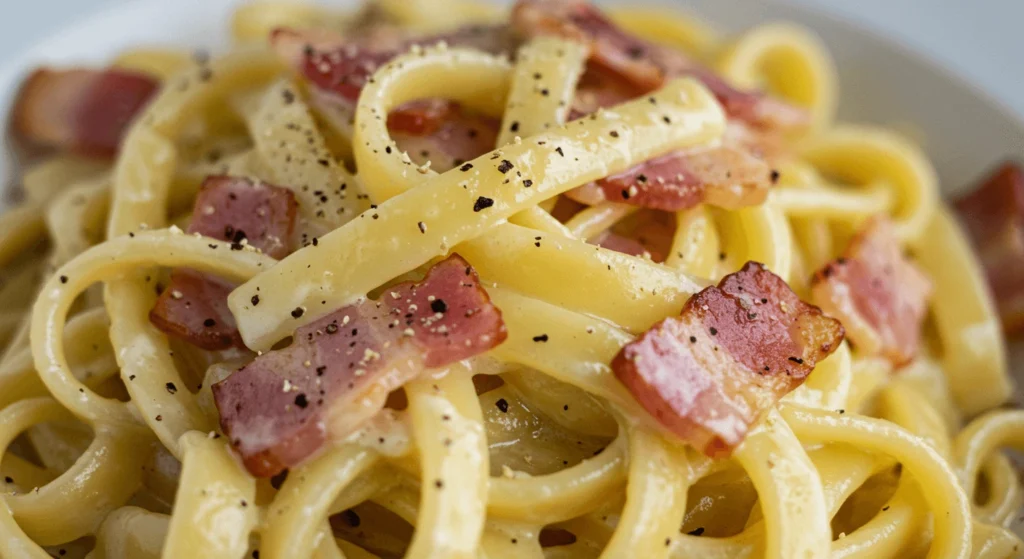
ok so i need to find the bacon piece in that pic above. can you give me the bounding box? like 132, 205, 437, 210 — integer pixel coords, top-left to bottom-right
149, 176, 297, 350
953, 163, 1024, 332
391, 105, 499, 172
213, 255, 507, 477
13, 68, 159, 157
185, 176, 296, 260
511, 0, 809, 131
567, 63, 777, 211
612, 262, 843, 456
150, 270, 244, 350
591, 209, 674, 263
810, 217, 931, 366
573, 144, 773, 211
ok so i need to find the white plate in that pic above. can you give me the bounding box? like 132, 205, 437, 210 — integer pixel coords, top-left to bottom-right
1, 0, 1022, 205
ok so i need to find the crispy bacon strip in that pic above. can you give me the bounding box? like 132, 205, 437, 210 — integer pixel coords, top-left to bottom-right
213, 255, 507, 476
149, 176, 297, 350
953, 163, 1024, 332
612, 262, 843, 456
13, 68, 159, 156
811, 217, 931, 366
511, 0, 809, 130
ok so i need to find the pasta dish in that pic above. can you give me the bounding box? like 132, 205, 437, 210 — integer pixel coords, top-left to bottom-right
0, 0, 1022, 557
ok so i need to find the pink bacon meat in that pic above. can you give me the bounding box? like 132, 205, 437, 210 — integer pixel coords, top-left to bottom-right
810, 217, 931, 367
953, 162, 1024, 333
213, 255, 507, 477
612, 262, 843, 456
13, 68, 159, 157
149, 176, 297, 350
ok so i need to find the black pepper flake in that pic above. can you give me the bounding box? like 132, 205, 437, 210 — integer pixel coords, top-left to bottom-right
555, 146, 564, 157
385, 146, 392, 154
251, 294, 260, 306
282, 89, 295, 104
270, 470, 288, 489
532, 334, 549, 342
510, 121, 520, 133
59, 275, 68, 284
294, 393, 309, 408
473, 196, 494, 212
434, 479, 444, 489
339, 509, 361, 527
709, 327, 718, 336
459, 162, 474, 172
609, 130, 619, 138
155, 415, 163, 421
689, 336, 697, 343
129, 374, 136, 381
291, 307, 305, 318
523, 179, 533, 188
4, 477, 12, 483
621, 188, 631, 200
431, 299, 448, 313
418, 221, 427, 233
203, 318, 216, 327
495, 398, 509, 413
497, 159, 514, 173
312, 237, 319, 246
165, 382, 177, 395
688, 527, 705, 536
719, 252, 727, 261
770, 169, 780, 183
882, 506, 890, 511
326, 323, 338, 334
788, 356, 804, 364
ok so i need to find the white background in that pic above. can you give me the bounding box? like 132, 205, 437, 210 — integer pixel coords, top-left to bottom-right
1, 0, 1023, 120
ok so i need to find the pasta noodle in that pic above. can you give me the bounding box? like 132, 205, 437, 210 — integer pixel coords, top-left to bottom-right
0, 1, 1020, 558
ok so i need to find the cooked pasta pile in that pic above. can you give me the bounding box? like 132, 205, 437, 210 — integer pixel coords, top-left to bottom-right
0, 1, 1021, 558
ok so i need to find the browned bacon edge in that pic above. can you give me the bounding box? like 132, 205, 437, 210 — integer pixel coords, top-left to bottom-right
613, 261, 843, 456
810, 216, 931, 367
953, 162, 1024, 333
13, 68, 159, 157
149, 176, 297, 351
213, 255, 507, 477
